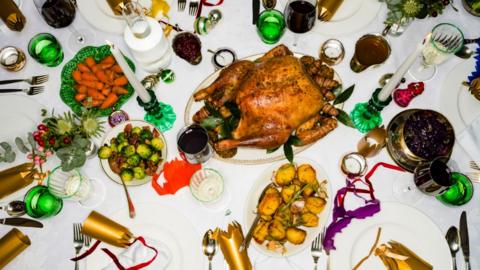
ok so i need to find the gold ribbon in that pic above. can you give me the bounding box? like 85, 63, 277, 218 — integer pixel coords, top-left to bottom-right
213, 222, 252, 270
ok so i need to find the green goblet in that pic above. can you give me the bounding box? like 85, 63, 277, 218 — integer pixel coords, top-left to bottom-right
256, 9, 286, 44
24, 185, 63, 218
436, 172, 474, 206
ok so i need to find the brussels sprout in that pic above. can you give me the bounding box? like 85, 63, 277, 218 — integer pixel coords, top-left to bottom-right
120, 169, 134, 182
136, 144, 152, 159
133, 167, 146, 179
149, 152, 161, 163
117, 141, 129, 153
98, 145, 113, 159
151, 137, 164, 151
117, 132, 126, 143
140, 129, 153, 141
132, 127, 142, 135
109, 141, 118, 153
122, 145, 136, 157
110, 137, 118, 145
127, 154, 141, 166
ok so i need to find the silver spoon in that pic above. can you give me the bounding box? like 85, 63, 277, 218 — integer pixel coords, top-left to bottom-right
202, 229, 216, 270
262, 0, 276, 10
455, 46, 474, 59
0, 200, 26, 217
446, 226, 459, 270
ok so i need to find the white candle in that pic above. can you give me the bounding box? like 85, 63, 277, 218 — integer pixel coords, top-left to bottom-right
107, 40, 151, 103
378, 33, 432, 102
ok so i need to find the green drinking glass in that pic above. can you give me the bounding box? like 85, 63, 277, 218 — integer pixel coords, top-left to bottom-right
436, 172, 474, 206
256, 9, 286, 44
24, 185, 63, 218
28, 33, 64, 67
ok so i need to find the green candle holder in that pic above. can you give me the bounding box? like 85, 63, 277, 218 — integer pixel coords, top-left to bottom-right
137, 89, 176, 132
350, 88, 392, 133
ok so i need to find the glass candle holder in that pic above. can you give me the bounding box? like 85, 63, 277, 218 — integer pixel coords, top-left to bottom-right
320, 39, 344, 66
0, 46, 26, 71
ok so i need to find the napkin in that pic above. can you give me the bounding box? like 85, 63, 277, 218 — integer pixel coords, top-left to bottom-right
458, 115, 480, 165
103, 237, 171, 270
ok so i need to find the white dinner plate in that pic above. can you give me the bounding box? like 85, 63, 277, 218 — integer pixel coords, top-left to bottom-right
184, 53, 343, 165
100, 120, 167, 186
243, 157, 332, 257
439, 58, 479, 134
278, 0, 382, 36
330, 202, 452, 270
87, 203, 203, 270
77, 0, 172, 34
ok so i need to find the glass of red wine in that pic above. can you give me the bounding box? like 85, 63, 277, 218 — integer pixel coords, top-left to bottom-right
284, 0, 317, 46
32, 0, 94, 51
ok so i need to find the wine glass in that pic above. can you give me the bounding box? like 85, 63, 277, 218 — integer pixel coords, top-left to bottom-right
409, 23, 464, 81
284, 0, 317, 46
32, 0, 95, 51
47, 166, 105, 208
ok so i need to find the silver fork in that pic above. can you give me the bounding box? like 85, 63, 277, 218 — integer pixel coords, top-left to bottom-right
73, 223, 84, 270
189, 0, 199, 16
470, 161, 480, 171
178, 0, 186, 11
0, 75, 49, 85
311, 229, 324, 270
0, 86, 44, 95
432, 33, 462, 51
83, 233, 92, 248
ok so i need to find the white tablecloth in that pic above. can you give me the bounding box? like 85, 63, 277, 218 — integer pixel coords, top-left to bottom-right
1, 1, 479, 269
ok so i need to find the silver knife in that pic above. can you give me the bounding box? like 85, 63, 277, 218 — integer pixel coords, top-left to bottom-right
1, 217, 43, 228
460, 211, 470, 270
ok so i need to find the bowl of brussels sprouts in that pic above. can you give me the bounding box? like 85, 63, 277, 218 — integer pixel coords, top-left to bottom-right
98, 120, 167, 186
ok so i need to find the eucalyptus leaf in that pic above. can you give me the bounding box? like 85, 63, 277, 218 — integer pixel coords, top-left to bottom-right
27, 132, 36, 148
336, 109, 355, 128
4, 151, 16, 163
57, 146, 86, 171
283, 142, 294, 163
266, 147, 280, 154
200, 116, 223, 130
73, 137, 89, 149
288, 135, 303, 146
334, 84, 355, 105
15, 137, 30, 154
0, 142, 11, 152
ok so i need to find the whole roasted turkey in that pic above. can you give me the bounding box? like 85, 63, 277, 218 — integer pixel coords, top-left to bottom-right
192, 45, 340, 155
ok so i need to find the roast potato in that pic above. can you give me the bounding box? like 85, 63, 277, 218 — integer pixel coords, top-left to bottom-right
274, 163, 296, 186
269, 220, 286, 240
305, 197, 326, 214
286, 227, 307, 245
258, 189, 282, 216
281, 184, 301, 203
297, 164, 317, 185
301, 212, 319, 227
253, 220, 270, 244
302, 181, 319, 197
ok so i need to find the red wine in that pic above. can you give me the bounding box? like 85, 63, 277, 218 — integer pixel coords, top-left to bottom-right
41, 0, 76, 29
178, 126, 209, 154
285, 1, 316, 34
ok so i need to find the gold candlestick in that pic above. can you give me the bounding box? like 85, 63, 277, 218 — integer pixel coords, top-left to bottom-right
0, 228, 31, 269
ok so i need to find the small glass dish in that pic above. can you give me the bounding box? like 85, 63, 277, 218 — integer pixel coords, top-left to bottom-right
319, 39, 344, 66
190, 168, 224, 203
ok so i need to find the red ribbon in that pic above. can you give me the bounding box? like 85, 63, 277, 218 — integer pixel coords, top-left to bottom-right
195, 0, 224, 18
70, 237, 158, 270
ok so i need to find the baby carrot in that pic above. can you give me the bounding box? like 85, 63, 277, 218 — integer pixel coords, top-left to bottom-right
87, 88, 105, 100
100, 55, 115, 65
100, 93, 118, 109
101, 88, 111, 96
78, 80, 102, 89
75, 93, 86, 102
100, 63, 114, 69
112, 65, 123, 73
81, 72, 98, 81
113, 76, 128, 86
92, 99, 103, 107
85, 57, 96, 68
95, 70, 110, 84
91, 65, 101, 73
76, 85, 87, 94
77, 63, 90, 73
113, 86, 129, 95
72, 70, 82, 83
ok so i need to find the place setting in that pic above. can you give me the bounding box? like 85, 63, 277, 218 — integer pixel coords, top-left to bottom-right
0, 0, 480, 269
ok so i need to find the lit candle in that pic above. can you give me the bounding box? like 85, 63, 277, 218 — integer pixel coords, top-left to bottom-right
106, 40, 151, 103
378, 33, 432, 102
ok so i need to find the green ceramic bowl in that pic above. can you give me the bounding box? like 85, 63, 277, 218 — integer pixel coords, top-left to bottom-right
60, 45, 135, 117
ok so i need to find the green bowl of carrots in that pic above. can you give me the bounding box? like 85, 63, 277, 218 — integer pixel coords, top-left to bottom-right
60, 45, 135, 117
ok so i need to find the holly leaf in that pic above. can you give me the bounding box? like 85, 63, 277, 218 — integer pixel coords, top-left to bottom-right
15, 137, 30, 154
283, 142, 294, 163
334, 84, 355, 105
200, 116, 223, 130
266, 147, 280, 154
336, 109, 355, 128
